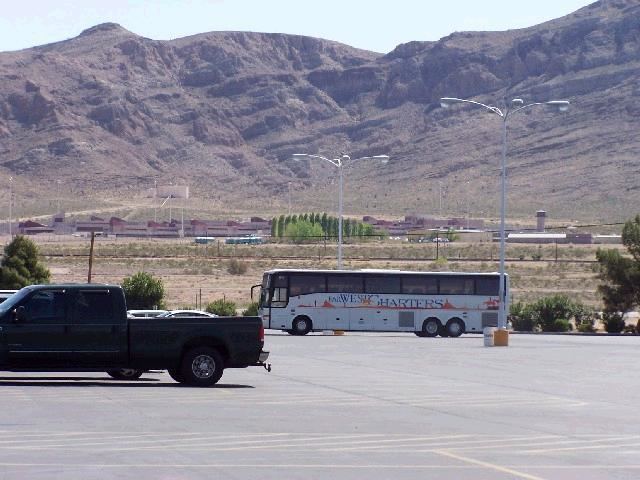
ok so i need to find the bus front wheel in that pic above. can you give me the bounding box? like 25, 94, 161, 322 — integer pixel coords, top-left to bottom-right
420, 318, 440, 338
292, 316, 312, 336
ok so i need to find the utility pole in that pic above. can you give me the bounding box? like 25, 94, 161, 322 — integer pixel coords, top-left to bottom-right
87, 232, 96, 283
154, 180, 157, 223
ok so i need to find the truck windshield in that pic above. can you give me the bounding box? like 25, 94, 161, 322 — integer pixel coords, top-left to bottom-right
0, 288, 31, 315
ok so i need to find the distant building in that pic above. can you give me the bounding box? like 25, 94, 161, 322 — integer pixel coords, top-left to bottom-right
18, 220, 54, 235
507, 233, 567, 244
593, 235, 622, 244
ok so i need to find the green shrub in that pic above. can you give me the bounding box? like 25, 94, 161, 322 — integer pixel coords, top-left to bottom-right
241, 302, 259, 316
0, 235, 51, 288
573, 304, 597, 332
602, 312, 625, 334
509, 301, 535, 331
529, 294, 579, 332
577, 322, 596, 333
206, 298, 237, 316
122, 271, 166, 309
552, 318, 572, 332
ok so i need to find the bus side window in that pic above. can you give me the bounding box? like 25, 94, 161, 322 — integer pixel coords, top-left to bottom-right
476, 276, 499, 295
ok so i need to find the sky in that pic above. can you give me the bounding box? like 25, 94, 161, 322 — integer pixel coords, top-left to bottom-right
0, 0, 595, 54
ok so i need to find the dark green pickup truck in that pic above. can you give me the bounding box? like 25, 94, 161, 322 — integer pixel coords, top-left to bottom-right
0, 284, 270, 387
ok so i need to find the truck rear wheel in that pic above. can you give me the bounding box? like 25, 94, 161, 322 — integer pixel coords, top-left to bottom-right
106, 369, 144, 380
180, 347, 224, 387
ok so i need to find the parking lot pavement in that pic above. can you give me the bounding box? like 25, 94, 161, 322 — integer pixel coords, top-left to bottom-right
0, 333, 639, 479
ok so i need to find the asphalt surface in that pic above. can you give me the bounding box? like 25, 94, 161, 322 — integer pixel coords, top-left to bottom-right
0, 333, 639, 479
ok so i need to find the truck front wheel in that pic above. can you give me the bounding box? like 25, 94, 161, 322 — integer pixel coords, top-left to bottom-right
106, 369, 144, 380
180, 347, 224, 387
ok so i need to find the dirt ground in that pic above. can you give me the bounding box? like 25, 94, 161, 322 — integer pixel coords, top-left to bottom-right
24, 235, 619, 311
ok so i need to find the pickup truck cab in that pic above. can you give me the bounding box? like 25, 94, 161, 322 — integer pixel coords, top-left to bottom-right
0, 284, 269, 387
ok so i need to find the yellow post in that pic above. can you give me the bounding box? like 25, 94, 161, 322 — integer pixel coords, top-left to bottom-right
494, 328, 509, 346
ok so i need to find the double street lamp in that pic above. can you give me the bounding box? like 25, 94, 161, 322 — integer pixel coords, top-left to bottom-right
292, 153, 389, 269
439, 97, 569, 331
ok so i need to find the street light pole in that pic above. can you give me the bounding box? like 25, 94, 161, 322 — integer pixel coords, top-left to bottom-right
338, 156, 345, 268
292, 152, 389, 269
8, 176, 12, 239
439, 96, 569, 332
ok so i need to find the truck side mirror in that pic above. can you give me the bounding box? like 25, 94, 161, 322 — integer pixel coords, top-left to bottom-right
13, 306, 27, 323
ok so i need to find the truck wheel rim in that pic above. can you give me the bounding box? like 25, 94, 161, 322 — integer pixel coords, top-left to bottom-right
426, 321, 438, 334
449, 322, 461, 335
192, 355, 215, 379
296, 320, 307, 332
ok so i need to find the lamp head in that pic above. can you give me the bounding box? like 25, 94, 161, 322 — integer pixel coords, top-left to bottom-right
546, 100, 570, 112
511, 98, 524, 106
439, 97, 458, 108
292, 153, 308, 160
376, 155, 390, 165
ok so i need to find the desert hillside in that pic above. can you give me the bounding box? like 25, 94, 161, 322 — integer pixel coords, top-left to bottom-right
0, 0, 638, 222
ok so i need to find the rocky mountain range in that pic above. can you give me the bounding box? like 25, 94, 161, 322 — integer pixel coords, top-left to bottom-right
0, 0, 638, 222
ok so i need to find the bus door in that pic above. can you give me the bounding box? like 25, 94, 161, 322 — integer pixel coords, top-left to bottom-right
326, 274, 363, 331
267, 273, 289, 330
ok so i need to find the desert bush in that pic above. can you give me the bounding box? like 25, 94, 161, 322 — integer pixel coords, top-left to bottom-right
577, 322, 596, 333
527, 294, 579, 332
241, 302, 259, 316
509, 301, 535, 332
573, 304, 597, 332
206, 298, 237, 316
602, 311, 625, 334
227, 258, 248, 275
551, 318, 572, 332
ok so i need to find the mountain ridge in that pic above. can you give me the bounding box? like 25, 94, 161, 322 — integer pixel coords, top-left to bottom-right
0, 0, 638, 222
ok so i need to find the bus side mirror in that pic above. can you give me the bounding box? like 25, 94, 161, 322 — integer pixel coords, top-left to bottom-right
13, 306, 27, 323
251, 284, 261, 301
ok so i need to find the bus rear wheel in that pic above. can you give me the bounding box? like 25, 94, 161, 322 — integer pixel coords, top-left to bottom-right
445, 318, 465, 338
420, 318, 440, 338
292, 316, 312, 336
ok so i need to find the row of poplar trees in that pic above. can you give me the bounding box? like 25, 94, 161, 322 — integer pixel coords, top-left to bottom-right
270, 213, 376, 242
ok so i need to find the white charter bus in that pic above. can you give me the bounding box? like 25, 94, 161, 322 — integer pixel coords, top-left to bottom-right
254, 269, 508, 337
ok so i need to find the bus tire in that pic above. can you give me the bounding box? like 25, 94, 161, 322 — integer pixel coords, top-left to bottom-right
421, 318, 441, 338
446, 318, 465, 338
292, 316, 312, 336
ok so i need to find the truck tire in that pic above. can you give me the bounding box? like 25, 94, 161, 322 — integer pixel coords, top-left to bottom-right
180, 347, 224, 387
167, 368, 184, 383
292, 316, 312, 336
106, 369, 144, 380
